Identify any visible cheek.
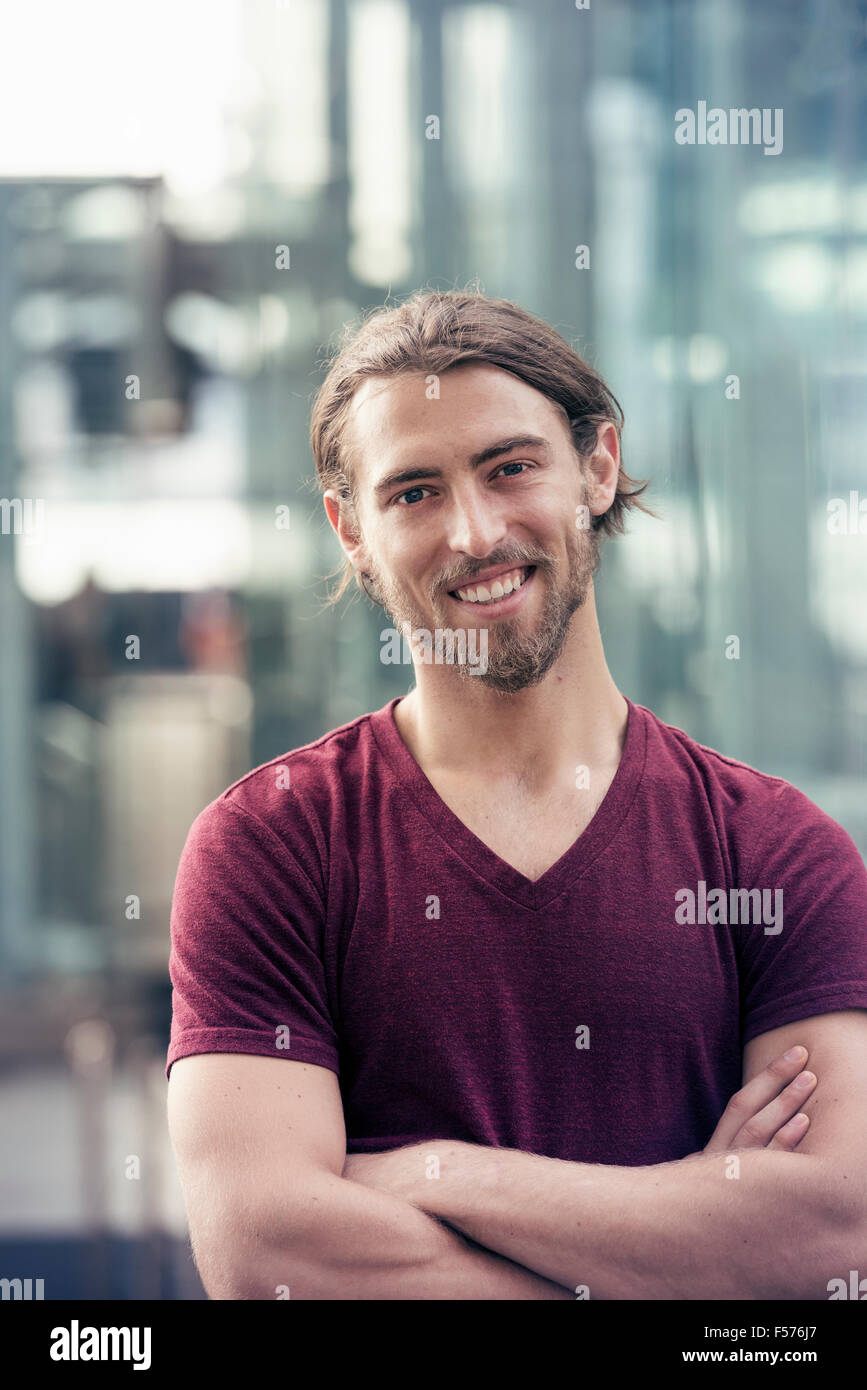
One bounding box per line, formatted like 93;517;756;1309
384;526;436;572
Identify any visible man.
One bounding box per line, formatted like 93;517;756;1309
167;290;867;1299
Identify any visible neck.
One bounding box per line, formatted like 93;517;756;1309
393;589;628;791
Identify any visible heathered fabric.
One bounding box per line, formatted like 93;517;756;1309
166;696;867;1163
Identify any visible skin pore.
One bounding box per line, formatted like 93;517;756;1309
323;362;630;877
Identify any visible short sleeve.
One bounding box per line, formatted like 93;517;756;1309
166;797;340;1079
736;781;867;1045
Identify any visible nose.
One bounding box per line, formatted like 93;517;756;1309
444;483;509;559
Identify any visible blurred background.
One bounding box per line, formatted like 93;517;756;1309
1;0;866;1299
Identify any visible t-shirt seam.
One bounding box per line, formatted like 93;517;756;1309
730;782;788;962
211;713;370;801
655;714;801;900
166;1029;340;1080
743;984;867;1034
169;1023;338;1051
745;980;867;1008
742;782;787;888
215;797;328;917
652;713;792;786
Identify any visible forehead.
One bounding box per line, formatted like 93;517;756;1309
343;362;567;469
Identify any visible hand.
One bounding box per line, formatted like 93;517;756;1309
703;1046;816;1155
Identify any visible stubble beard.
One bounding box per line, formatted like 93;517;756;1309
366;521;602;695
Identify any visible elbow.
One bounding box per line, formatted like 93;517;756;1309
819;1203;867;1301
199;1242;324;1302
182;1168;348;1300
810;1228;867;1301
190;1216;325;1302
188;1226;262;1301
784;1171;867;1301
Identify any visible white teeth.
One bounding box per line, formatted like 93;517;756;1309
455;566;528;603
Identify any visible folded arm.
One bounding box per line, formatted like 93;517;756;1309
345;1012;867;1299
241;1165;571;1299
167;1052;570;1300
356;1141;848;1300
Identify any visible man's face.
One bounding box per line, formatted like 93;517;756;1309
342;362;604;695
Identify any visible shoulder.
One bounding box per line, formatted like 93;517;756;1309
179;702;391;887
222;702;381;818
634;701;864;879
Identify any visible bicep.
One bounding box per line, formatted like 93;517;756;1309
167;1053;346;1288
742;1009;867;1173
168;1050;345;1168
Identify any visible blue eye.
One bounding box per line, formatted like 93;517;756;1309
395;487;429;506
392;462;530;507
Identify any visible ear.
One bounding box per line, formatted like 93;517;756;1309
323;489;372;573
584;421;620;519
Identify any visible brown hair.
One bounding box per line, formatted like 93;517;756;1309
310;287;657;603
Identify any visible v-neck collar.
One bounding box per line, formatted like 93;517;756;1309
369;692;648;911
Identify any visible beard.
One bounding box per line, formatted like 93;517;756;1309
364;516;602;695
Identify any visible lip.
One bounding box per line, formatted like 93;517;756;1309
448;564;536;616
450;561;531;589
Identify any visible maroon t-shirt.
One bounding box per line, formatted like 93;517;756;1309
166;696;867;1164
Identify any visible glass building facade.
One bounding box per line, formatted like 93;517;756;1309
0;0;865;1296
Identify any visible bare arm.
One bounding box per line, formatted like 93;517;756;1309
167;1052;571;1300
345;1020;867;1299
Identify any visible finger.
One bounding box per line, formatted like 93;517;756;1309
728;1070;817;1149
766;1111;811;1152
704;1046;809;1152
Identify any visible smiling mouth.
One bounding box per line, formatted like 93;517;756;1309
448;565;536;605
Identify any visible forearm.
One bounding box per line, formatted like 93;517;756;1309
220;1171;572;1300
400;1143;860;1300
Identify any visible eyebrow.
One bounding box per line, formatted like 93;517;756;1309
372;434;552;499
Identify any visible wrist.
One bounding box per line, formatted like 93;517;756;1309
409;1140;502;1224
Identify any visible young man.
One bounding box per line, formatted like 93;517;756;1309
167;290;867;1300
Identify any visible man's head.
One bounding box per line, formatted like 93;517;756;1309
311;289;654;693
